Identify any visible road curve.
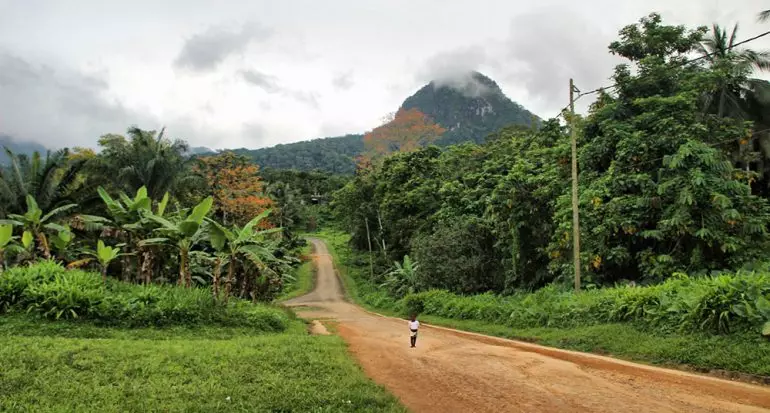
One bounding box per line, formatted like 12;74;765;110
285;238;770;413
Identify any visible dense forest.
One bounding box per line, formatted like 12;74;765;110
0;127;342;303
332;13;770;295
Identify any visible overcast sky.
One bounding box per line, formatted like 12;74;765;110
0;0;768;150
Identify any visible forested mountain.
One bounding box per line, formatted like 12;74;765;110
233;73;538;173
231;134;364;174
401;71;539;146
0;135;48;164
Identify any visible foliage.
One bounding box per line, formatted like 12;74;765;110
0;147;90;218
362;108;446;163
3;195;77;261
195;151;274;227
92;127;198;200
144;196;214;287
412;216;502;294
231;134;365;174
206;210;288;302
400;71;540;146
332;13;770;292
380;255;420;298
0;261;290;329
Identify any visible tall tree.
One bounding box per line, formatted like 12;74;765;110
362;108;445;163
0;148;88;218
95;127;195;200
196;152;274;226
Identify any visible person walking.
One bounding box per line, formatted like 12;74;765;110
409;314;420;348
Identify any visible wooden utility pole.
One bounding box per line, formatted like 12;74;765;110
364;217;374;278
569;78;582;292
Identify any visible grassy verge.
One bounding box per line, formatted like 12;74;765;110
311;229;770;378
0;314;405;412
277;244;315;301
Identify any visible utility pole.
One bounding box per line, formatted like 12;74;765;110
569;78;582;292
364;217;374;279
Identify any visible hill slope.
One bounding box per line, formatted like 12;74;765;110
400;72;538;146
1;135;49;164
233;72;538;173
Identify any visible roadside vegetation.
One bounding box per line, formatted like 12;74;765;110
315;229;770;377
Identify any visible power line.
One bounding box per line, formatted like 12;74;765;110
575;28;770;100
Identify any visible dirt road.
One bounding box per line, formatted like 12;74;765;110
284;238;770;413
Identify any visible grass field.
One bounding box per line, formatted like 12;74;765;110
310;229;770;379
0;315;405;413
277;245;315;302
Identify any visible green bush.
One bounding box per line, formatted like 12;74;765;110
398;270;770;335
0;261;289;331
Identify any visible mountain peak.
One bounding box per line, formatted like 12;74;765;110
429;71;501;98
400;72;539;146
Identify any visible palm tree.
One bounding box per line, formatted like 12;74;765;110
96;127;198;200
206;209;282;303
0;148;88;218
759;10;770;23
697;23;770;118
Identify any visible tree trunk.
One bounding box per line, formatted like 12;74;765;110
239;272;248;298
224;257;235;304
0;249;5;273
213;256;222;301
364;217;374;279
140;249;153;285
36;232;51;260
101;266;107;285
377;208;387;258
179;249;188;287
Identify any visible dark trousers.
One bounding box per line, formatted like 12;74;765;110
410;330;418;347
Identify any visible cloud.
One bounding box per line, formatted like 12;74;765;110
240;69;281;93
332;71;355;90
0;51;155;148
174;22;271;73
239;69;321;109
418;46;498;97
287;90;320;109
240;122;268;147
502;7;622;111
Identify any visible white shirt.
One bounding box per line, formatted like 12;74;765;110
409;320;419;330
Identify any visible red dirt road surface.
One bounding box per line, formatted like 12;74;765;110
284;238;770;413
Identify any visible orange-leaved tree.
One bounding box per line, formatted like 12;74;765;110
195;152;274;227
362;108;445;164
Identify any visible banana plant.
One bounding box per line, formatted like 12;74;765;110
50;226;74;260
0;224;17;272
97;185;169;283
92;240;122;284
144;196;213;287
206;209;281;303
4;195;76;260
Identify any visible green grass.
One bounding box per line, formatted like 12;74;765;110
311;229;770;378
0;261;289;330
277;245;315;302
0;315;405;413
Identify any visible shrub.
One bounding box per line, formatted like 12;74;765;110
0;261;289;331
396;270;770;336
